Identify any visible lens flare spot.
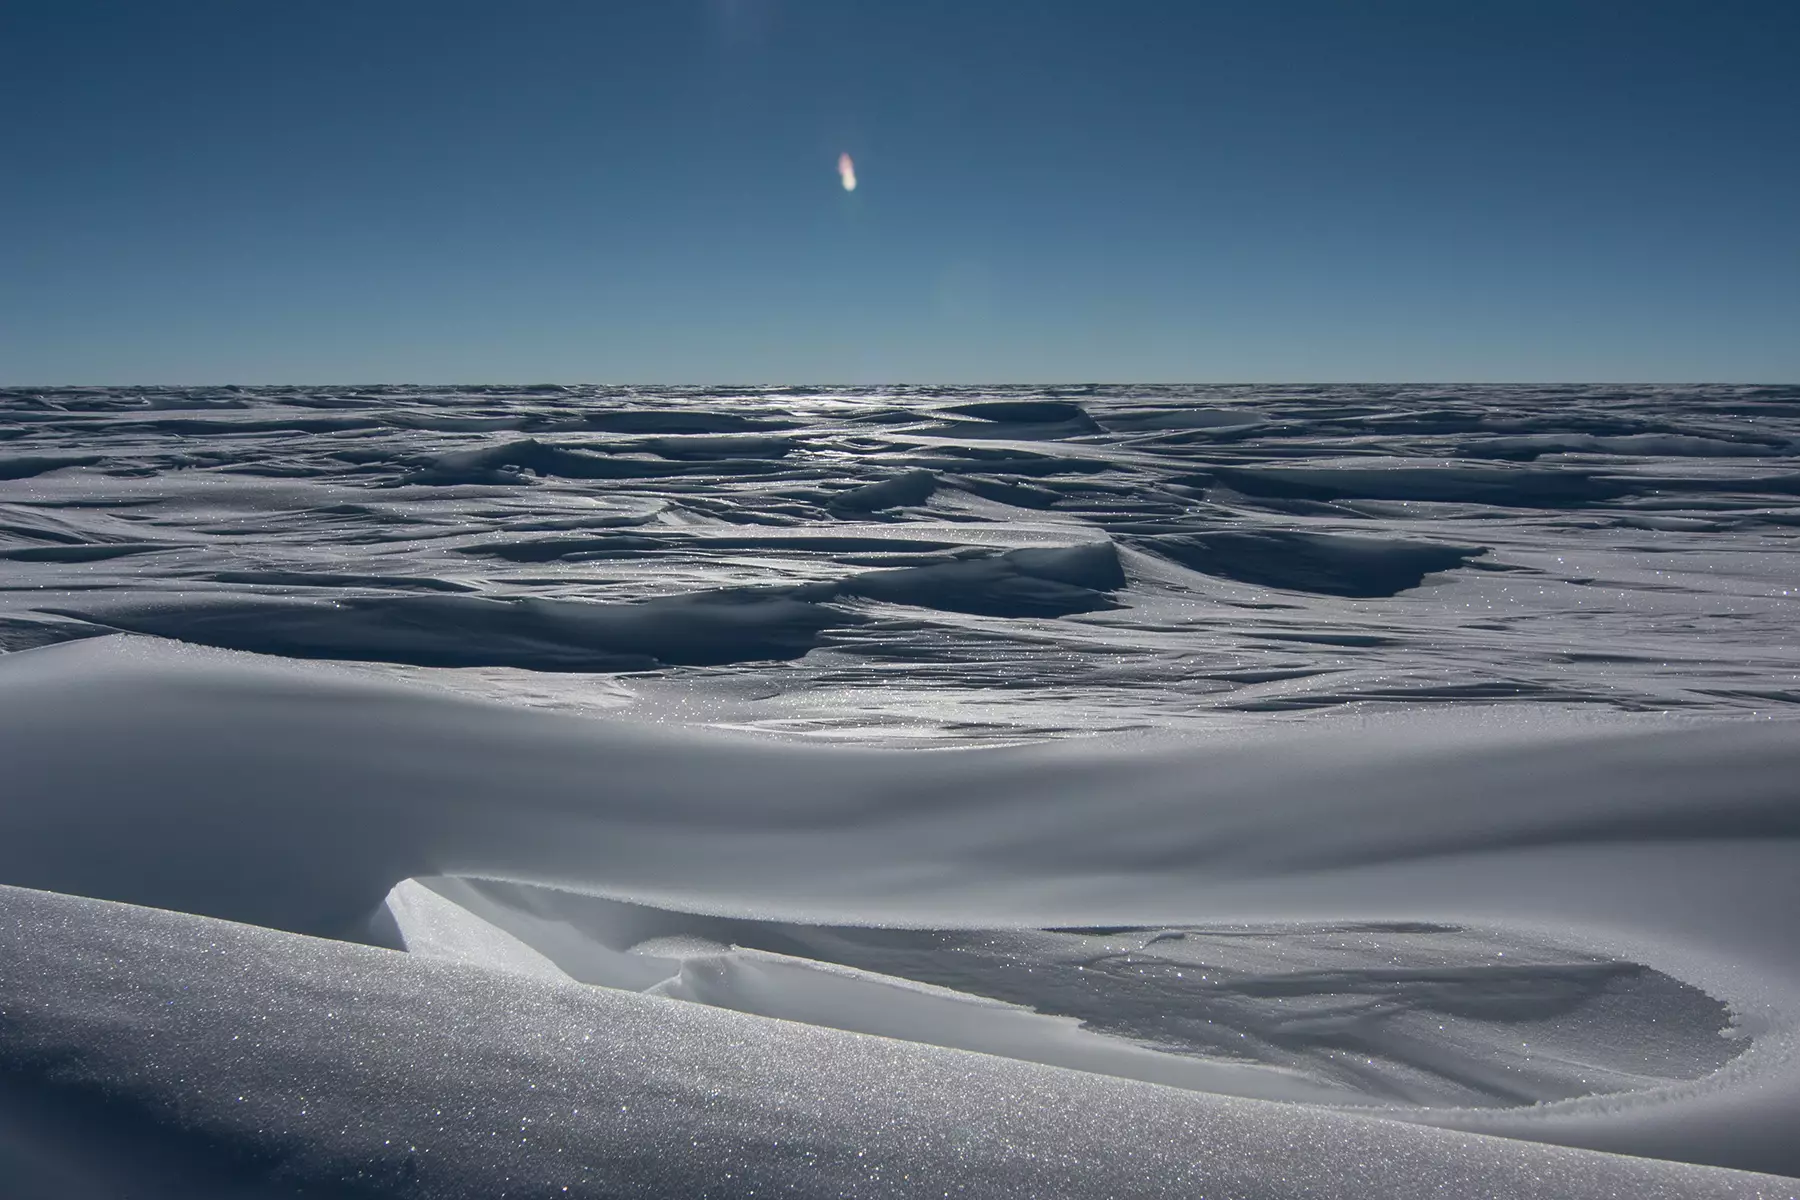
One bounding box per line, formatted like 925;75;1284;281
837;152;857;192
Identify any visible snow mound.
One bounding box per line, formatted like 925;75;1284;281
818;541;1126;616
1141;529;1486;596
828;468;940;513
936;399;1105;436
0;453;101;480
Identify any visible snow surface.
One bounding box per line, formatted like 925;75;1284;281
2;383;1798;1195
2;883;1792;1200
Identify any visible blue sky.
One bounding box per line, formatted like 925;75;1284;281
3;1;1796;383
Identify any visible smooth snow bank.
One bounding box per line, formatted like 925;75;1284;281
4;635;1800;1176
0;883;1790;1200
6;634;1799;936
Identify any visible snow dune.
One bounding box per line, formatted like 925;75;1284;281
4;634;1800;1184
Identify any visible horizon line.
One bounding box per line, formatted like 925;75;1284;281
6;379;1796;390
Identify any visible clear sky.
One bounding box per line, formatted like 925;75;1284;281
3;1;1796;383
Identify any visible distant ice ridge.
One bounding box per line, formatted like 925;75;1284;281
6;383;1799;732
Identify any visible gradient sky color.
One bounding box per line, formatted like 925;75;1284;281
3;1;1796;383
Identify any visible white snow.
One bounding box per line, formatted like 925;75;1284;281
1;882;1793;1199
2;382;1798;1195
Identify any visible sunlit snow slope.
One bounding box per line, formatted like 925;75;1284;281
2;384;1797;1196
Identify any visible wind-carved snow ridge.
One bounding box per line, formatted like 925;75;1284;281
5;383;1797;733
44;540;1127;669
380;880;1743;1111
2;384;1800;1195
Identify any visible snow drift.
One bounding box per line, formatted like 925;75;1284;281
3;635;1800;1183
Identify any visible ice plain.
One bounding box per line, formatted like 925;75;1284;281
1;383;1798;1197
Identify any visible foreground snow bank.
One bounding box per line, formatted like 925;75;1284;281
1;883;1791;1200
